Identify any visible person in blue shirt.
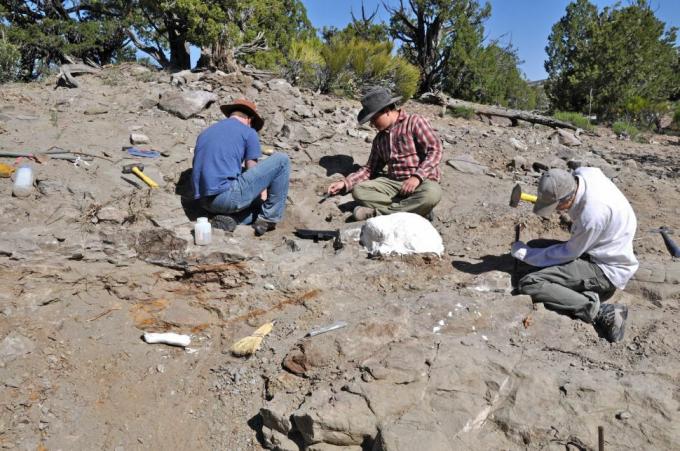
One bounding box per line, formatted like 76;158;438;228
192;99;290;236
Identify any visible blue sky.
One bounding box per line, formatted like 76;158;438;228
301;0;680;81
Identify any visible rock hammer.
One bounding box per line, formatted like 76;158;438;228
509;183;537;208
121;163;159;189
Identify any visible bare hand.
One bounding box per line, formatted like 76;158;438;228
260;189;268;201
327;180;346;196
399;176;421;195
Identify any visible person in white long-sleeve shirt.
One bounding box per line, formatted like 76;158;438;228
512;167;638;342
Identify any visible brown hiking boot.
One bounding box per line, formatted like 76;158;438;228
353;206;376;221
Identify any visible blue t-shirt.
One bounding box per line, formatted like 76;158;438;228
192;118;262;199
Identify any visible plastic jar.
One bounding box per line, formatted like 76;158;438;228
194;217;212;245
12;164;33;198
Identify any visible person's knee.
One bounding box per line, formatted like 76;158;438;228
518;273;543;294
352;183;372;202
271;152;290;168
419;182;442;208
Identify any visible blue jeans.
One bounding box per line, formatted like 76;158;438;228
202;153;290;224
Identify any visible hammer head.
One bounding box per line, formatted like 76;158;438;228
122;163;144;174
649;226;674;235
509;184;522;208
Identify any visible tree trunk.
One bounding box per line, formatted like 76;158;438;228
421;93;579;131
195;47;213;70
167;28;190;70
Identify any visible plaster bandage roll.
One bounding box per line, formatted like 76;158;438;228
143;332;191;347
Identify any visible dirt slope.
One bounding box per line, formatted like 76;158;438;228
0;64;679;450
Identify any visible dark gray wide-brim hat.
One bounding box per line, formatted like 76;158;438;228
357;88;402;125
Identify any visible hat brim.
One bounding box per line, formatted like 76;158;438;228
357;96;402;125
220;104;265;131
533;199;559;217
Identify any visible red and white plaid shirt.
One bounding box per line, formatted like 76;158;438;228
345;110;442;191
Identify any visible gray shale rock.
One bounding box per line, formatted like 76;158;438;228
292;389;378;446
308;444;362;451
0;332;35;366
261;397;294;434
97;206;128;224
555;128;582;147
446;156;488;175
130;133;150;145
158;90;217;119
261;426;298;451
509;137;528;151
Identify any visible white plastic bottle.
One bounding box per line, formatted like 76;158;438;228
194;217;212;245
12;164;33;198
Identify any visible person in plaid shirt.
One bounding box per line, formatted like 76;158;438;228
327;87;442;221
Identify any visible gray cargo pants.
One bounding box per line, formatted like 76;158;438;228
518;257;616;323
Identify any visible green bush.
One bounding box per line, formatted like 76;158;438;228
390;58;419;101
612;121;639;139
286;38;325;89
0;31;20;84
620;95;668;130
672;104;680;129
285;37;420;100
447;106;475;119
553;111;594;131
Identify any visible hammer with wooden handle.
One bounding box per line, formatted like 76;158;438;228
121;163;159;189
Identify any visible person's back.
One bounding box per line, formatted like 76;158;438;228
192;118;261;199
573;167;638;288
512;167;636;342
190;98;290;236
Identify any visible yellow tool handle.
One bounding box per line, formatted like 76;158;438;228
131;166;159;188
520;192;537;203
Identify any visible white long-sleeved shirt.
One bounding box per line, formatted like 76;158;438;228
518;167;639;289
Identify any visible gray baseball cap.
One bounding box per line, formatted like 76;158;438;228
533;169;577;217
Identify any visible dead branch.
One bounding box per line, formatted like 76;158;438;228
57;63;101;88
233;31;267;57
421;92;578;131
125;29;170;68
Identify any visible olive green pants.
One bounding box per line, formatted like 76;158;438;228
518;258;616;323
351;177;442;217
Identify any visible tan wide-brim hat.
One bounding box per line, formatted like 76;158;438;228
220;99;264;131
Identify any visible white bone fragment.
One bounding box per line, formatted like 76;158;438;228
143;332;191;347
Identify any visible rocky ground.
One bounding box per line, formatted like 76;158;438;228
0;63;679;451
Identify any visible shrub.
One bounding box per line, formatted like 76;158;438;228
448;106;475;119
285;37;420;100
286;38;325;90
672;104;680;129
612;121;639;139
553;111;594;131
390;58;419;101
0;30;20;84
621;95;668;130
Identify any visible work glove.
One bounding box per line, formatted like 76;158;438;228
511;241;528;261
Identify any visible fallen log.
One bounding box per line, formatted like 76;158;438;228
57;63;101;88
420;92;578;131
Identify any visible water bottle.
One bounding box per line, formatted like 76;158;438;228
12;164;33;198
194;217;212;245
